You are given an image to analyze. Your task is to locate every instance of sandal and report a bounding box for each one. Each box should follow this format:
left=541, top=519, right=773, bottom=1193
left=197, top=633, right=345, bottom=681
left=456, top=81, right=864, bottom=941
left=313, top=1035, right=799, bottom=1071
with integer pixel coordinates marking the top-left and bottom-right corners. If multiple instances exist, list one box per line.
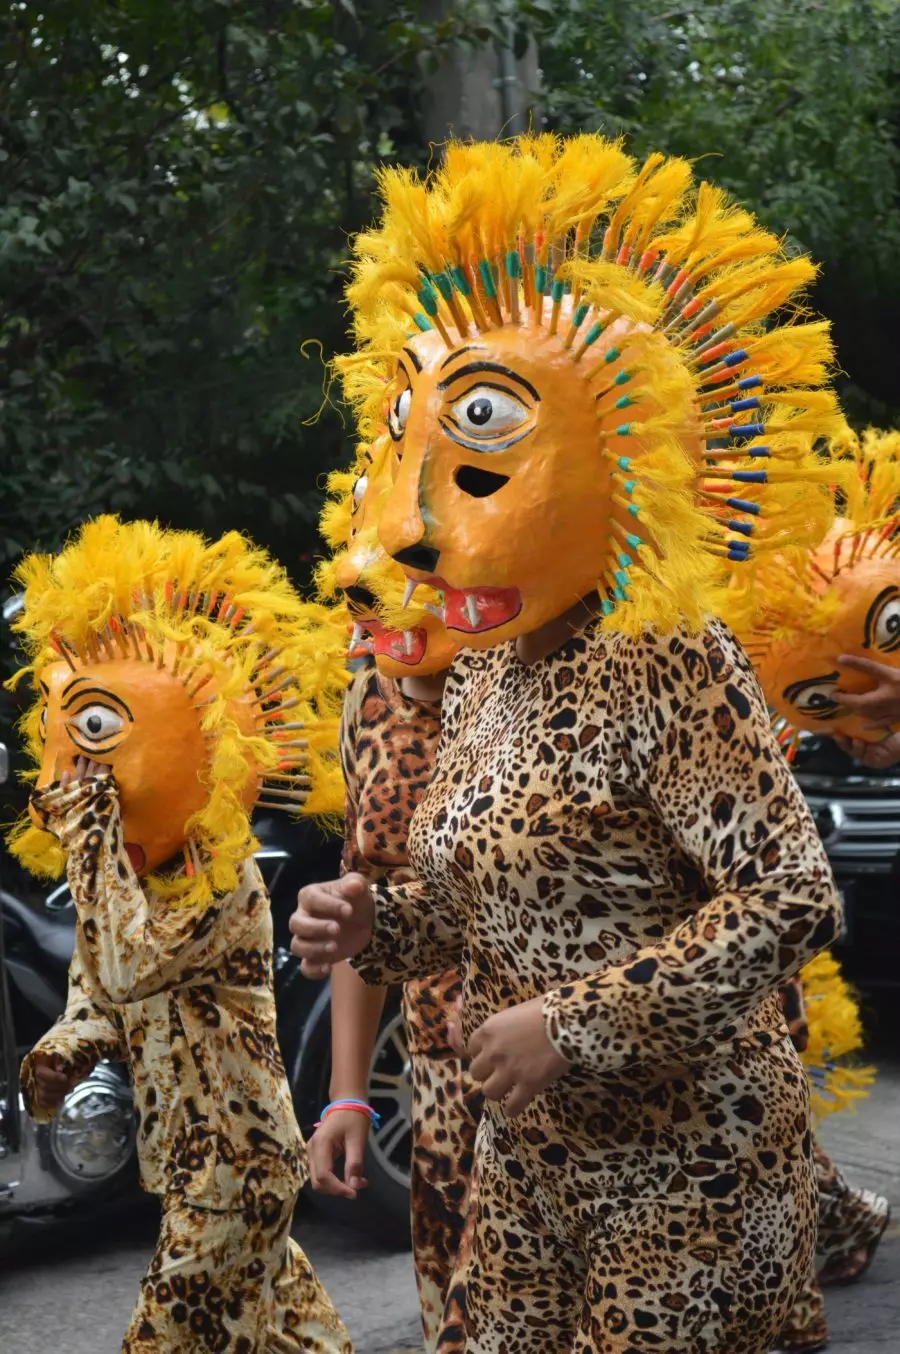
left=819, top=1198, right=890, bottom=1288
left=776, top=1313, right=829, bottom=1353
left=776, top=1269, right=828, bottom=1353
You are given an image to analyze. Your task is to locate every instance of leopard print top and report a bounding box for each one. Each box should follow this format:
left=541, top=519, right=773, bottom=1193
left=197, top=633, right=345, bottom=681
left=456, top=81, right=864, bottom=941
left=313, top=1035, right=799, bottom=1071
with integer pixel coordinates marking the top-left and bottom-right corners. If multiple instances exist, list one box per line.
left=21, top=777, right=306, bottom=1208
left=354, top=619, right=841, bottom=1122
left=340, top=664, right=459, bottom=1055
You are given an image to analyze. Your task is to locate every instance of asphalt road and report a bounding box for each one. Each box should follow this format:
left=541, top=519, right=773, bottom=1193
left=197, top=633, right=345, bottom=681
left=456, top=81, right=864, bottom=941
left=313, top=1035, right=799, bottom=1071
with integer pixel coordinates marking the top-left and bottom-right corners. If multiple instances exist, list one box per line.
left=1, top=1056, right=898, bottom=1354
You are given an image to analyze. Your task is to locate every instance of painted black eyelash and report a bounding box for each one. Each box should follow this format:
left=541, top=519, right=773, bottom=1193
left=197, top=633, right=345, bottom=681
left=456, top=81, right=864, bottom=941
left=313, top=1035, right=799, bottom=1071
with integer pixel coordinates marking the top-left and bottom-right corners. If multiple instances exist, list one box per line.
left=864, top=585, right=900, bottom=649
left=439, top=417, right=532, bottom=455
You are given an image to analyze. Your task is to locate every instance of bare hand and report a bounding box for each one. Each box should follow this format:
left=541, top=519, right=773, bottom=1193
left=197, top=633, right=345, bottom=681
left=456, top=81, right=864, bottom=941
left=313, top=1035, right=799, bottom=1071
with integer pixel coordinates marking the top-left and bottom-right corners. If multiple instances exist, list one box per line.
left=59, top=756, right=110, bottom=790
left=832, top=730, right=900, bottom=769
left=450, top=994, right=571, bottom=1117
left=289, top=874, right=375, bottom=978
left=30, top=1053, right=82, bottom=1112
left=307, top=1110, right=371, bottom=1199
left=836, top=655, right=900, bottom=728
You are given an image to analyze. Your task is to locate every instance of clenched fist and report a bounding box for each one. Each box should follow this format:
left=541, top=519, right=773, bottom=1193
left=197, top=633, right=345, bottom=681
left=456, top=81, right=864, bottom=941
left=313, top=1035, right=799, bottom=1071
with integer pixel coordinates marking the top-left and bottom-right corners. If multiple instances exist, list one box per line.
left=289, top=874, right=375, bottom=978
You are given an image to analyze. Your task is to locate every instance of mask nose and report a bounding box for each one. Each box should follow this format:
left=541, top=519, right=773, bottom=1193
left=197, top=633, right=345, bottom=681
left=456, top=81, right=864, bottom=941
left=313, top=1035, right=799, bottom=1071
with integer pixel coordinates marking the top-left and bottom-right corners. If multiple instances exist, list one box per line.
left=392, top=544, right=441, bottom=575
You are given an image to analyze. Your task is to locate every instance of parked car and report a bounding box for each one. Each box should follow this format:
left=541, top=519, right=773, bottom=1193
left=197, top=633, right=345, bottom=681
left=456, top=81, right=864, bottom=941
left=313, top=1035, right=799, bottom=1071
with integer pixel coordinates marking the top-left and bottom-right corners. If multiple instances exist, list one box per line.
left=791, top=733, right=900, bottom=992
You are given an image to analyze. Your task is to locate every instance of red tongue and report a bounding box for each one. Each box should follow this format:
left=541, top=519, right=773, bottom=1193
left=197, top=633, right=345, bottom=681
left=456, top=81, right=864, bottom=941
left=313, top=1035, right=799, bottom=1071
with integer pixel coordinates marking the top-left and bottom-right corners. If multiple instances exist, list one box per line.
left=443, top=587, right=522, bottom=633
left=125, top=843, right=146, bottom=873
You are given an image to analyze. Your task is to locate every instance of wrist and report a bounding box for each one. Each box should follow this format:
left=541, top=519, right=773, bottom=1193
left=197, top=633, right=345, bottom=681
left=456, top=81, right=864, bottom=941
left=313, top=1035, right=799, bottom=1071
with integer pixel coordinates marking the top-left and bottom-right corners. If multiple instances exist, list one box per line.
left=329, top=1084, right=370, bottom=1102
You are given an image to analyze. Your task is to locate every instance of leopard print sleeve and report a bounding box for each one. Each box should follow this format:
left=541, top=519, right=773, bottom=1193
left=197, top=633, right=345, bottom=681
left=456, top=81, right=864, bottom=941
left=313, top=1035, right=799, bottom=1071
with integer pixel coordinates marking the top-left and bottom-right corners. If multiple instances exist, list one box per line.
left=31, top=776, right=261, bottom=1004
left=21, top=926, right=128, bottom=1123
left=542, top=623, right=841, bottom=1073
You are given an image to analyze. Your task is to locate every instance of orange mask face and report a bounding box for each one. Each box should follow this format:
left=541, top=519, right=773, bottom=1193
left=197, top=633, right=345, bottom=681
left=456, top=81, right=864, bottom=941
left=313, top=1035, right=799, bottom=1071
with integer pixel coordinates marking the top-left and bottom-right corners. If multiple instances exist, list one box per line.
left=334, top=446, right=459, bottom=678
left=757, top=552, right=900, bottom=741
left=34, top=654, right=258, bottom=875
left=377, top=317, right=695, bottom=645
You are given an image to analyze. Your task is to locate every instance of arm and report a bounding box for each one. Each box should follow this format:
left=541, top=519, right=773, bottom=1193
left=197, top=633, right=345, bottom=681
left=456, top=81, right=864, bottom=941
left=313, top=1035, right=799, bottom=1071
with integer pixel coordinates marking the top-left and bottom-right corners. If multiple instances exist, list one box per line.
left=543, top=641, right=841, bottom=1073
left=32, top=776, right=253, bottom=1004
left=331, top=685, right=389, bottom=1090
left=20, top=927, right=128, bottom=1122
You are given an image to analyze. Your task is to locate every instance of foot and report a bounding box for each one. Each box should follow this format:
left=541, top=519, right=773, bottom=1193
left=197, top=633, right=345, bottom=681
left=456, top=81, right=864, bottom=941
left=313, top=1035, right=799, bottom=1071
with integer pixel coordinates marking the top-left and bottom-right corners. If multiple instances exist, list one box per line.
left=775, top=1314, right=828, bottom=1352
left=819, top=1200, right=891, bottom=1288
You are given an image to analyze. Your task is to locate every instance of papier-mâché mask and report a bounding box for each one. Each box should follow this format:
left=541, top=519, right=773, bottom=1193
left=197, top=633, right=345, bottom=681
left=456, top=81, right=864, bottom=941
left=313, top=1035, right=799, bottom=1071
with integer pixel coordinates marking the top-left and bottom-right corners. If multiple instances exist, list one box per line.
left=8, top=516, right=349, bottom=907
left=337, top=135, right=841, bottom=644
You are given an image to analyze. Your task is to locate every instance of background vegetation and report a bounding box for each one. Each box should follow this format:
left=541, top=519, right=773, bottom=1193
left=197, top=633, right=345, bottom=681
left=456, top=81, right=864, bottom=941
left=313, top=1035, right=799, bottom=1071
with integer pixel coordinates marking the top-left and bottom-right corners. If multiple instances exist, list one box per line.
left=2, top=0, right=898, bottom=584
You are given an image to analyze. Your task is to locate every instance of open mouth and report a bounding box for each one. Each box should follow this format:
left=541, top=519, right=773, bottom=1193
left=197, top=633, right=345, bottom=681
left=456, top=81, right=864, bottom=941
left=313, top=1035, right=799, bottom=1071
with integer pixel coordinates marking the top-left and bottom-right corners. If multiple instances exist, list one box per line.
left=367, top=621, right=428, bottom=666
left=125, top=842, right=146, bottom=873
left=438, top=584, right=523, bottom=635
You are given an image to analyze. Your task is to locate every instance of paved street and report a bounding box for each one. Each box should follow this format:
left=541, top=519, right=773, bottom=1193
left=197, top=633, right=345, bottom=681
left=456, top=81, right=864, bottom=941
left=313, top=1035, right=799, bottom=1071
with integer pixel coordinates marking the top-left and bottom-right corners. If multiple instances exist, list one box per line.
left=1, top=1053, right=898, bottom=1354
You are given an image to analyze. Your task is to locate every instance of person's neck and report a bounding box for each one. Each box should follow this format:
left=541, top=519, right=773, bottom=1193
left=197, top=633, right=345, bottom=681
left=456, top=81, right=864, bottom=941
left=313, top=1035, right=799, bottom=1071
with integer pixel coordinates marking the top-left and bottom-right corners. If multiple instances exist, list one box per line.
left=399, top=668, right=449, bottom=702
left=514, top=592, right=601, bottom=667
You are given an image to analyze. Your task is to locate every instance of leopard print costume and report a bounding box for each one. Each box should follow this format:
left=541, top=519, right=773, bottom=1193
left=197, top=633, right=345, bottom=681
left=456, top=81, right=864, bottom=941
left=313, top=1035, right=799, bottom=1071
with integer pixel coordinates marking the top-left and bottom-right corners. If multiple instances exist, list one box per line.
left=339, top=665, right=483, bottom=1350
left=21, top=776, right=349, bottom=1354
left=352, top=620, right=842, bottom=1353
left=777, top=981, right=890, bottom=1348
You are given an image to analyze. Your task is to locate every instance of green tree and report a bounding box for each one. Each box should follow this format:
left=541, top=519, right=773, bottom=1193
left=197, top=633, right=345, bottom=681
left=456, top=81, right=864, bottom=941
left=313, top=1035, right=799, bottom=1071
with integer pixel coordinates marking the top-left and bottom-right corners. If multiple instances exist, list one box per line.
left=0, top=0, right=489, bottom=578
left=522, top=0, right=900, bottom=425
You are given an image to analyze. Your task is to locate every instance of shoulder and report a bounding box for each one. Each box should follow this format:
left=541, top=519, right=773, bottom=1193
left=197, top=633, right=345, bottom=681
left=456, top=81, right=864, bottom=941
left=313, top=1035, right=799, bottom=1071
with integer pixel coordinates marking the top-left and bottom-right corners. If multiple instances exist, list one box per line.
left=440, top=643, right=504, bottom=738
left=340, top=663, right=381, bottom=740
left=611, top=620, right=764, bottom=730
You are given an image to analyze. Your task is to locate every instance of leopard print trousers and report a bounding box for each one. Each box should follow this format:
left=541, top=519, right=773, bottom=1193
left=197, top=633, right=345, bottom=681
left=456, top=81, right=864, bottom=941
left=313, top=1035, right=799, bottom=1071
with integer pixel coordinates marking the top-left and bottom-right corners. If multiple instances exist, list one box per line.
left=121, top=1192, right=351, bottom=1353
left=781, top=1141, right=891, bottom=1340
left=409, top=1050, right=483, bottom=1352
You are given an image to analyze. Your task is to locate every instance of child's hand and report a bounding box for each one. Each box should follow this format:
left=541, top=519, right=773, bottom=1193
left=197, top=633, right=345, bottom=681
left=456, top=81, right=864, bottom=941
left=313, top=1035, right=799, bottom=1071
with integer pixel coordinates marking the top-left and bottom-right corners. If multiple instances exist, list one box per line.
left=307, top=1109, right=371, bottom=1199
left=29, top=1052, right=83, bottom=1112
left=59, top=756, right=111, bottom=790
left=289, top=874, right=375, bottom=978
left=836, top=655, right=900, bottom=728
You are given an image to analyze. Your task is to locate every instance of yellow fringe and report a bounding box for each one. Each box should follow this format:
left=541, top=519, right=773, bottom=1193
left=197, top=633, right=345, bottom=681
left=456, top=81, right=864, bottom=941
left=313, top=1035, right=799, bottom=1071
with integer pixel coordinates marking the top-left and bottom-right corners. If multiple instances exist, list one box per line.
left=800, top=951, right=876, bottom=1126
left=335, top=133, right=842, bottom=634
left=6, top=517, right=351, bottom=908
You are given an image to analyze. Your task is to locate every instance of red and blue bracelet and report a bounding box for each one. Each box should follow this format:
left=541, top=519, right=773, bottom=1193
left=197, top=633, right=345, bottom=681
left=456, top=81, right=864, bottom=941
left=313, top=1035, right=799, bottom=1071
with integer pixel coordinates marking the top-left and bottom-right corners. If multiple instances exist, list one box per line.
left=314, top=1098, right=382, bottom=1130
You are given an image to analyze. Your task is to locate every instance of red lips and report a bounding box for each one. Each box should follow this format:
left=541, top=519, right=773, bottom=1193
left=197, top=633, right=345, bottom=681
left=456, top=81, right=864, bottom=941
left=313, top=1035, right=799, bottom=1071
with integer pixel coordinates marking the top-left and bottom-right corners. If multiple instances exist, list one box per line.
left=441, top=586, right=523, bottom=635
left=368, top=621, right=428, bottom=666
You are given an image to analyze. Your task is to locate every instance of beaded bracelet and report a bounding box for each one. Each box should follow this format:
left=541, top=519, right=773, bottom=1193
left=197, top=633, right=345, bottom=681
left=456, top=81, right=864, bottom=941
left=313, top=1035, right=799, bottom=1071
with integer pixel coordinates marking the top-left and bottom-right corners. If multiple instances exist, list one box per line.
left=313, top=1098, right=382, bottom=1130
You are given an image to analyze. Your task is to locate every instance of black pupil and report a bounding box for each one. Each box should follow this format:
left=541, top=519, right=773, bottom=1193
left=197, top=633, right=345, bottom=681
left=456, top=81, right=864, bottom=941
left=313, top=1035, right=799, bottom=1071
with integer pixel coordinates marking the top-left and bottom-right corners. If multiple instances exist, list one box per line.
left=885, top=609, right=900, bottom=633
left=467, top=397, right=493, bottom=426
left=808, top=694, right=831, bottom=708
left=87, top=714, right=103, bottom=733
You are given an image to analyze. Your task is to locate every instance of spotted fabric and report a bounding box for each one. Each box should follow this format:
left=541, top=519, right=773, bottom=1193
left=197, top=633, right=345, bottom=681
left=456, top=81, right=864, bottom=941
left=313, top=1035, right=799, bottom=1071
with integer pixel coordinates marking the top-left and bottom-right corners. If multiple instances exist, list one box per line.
left=21, top=775, right=349, bottom=1351
left=353, top=620, right=842, bottom=1353
left=339, top=665, right=482, bottom=1348
left=22, top=775, right=306, bottom=1207
left=779, top=1142, right=891, bottom=1345
left=121, top=1192, right=350, bottom=1353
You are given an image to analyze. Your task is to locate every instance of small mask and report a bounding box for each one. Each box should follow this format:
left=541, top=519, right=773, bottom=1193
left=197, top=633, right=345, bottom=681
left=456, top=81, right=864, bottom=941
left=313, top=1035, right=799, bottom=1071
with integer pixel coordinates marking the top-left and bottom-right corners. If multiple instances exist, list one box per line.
left=8, top=517, right=349, bottom=906
left=742, top=430, right=900, bottom=745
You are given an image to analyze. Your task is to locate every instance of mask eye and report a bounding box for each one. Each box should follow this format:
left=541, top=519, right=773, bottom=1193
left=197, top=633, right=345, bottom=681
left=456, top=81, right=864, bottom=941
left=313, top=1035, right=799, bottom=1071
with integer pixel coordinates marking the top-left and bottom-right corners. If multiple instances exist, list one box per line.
left=39, top=706, right=47, bottom=740
left=69, top=704, right=125, bottom=745
left=389, top=388, right=411, bottom=441
left=872, top=593, right=900, bottom=653
left=450, top=386, right=527, bottom=440
left=788, top=680, right=840, bottom=720
left=351, top=475, right=368, bottom=509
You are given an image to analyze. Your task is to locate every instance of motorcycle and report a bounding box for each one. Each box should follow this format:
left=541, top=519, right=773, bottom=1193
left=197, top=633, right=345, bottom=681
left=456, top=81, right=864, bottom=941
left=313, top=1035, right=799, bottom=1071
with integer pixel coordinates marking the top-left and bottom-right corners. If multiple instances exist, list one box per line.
left=0, top=752, right=413, bottom=1249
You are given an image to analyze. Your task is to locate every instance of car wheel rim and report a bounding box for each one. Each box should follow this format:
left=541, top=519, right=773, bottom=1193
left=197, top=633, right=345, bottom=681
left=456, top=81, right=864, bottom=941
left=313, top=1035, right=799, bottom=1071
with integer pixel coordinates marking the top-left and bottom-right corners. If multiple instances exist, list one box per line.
left=367, top=1008, right=412, bottom=1189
